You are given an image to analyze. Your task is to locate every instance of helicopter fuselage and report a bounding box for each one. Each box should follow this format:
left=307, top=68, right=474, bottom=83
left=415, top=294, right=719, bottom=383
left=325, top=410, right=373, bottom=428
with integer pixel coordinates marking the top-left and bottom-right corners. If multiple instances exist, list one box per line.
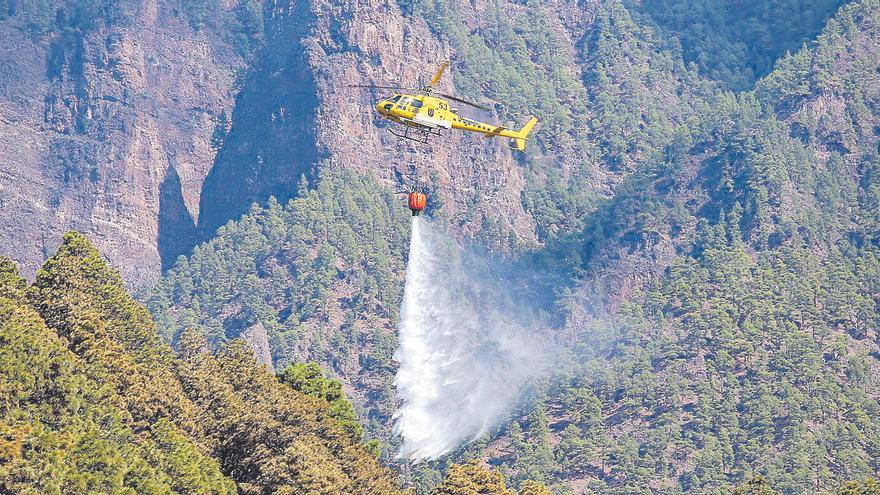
left=355, top=60, right=537, bottom=150
left=375, top=94, right=520, bottom=139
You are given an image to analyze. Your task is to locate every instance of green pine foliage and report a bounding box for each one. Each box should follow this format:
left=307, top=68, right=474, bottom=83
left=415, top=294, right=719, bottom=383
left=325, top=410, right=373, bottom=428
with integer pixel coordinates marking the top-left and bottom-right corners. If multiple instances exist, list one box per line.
left=837, top=479, right=880, bottom=495
left=279, top=362, right=365, bottom=441
left=175, top=334, right=405, bottom=495
left=0, top=251, right=235, bottom=494
left=430, top=462, right=515, bottom=495
left=627, top=0, right=847, bottom=91
left=0, top=234, right=410, bottom=494
left=149, top=169, right=410, bottom=442
left=517, top=480, right=553, bottom=495
left=140, top=1, right=880, bottom=494
left=583, top=0, right=720, bottom=172
left=734, top=476, right=783, bottom=495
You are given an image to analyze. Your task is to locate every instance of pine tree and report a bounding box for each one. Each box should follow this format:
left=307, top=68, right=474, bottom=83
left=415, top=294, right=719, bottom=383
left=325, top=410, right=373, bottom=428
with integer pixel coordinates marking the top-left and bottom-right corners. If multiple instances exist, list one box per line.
left=733, top=476, right=782, bottom=495
left=837, top=479, right=880, bottom=495
left=0, top=255, right=235, bottom=495
left=518, top=480, right=553, bottom=495
left=278, top=362, right=364, bottom=440
left=432, top=462, right=515, bottom=495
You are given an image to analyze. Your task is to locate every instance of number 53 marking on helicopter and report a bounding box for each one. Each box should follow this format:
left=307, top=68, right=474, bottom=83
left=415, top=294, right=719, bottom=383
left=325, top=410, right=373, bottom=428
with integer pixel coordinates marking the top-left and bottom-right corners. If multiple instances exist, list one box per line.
left=350, top=61, right=538, bottom=152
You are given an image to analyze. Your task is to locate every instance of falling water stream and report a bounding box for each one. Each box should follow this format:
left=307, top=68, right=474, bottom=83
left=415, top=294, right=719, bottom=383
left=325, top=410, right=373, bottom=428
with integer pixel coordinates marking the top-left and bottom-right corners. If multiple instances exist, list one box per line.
left=393, top=217, right=545, bottom=460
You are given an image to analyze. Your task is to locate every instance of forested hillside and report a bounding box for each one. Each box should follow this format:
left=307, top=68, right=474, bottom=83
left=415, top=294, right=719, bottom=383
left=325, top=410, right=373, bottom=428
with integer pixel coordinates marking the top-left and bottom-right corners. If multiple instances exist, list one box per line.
left=148, top=170, right=410, bottom=444
left=3, top=0, right=880, bottom=493
left=0, top=233, right=406, bottom=494
left=627, top=0, right=848, bottom=90
left=1, top=233, right=559, bottom=494
left=149, top=0, right=880, bottom=493
left=485, top=1, right=880, bottom=493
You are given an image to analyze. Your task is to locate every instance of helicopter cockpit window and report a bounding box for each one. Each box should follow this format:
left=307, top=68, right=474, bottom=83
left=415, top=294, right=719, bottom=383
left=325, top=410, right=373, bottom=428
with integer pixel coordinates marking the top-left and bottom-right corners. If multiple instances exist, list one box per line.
left=390, top=95, right=402, bottom=103
left=411, top=100, right=423, bottom=110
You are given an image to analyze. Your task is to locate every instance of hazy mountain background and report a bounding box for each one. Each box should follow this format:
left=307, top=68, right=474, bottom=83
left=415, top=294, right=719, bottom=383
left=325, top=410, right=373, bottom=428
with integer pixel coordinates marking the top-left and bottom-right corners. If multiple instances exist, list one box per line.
left=1, top=0, right=880, bottom=493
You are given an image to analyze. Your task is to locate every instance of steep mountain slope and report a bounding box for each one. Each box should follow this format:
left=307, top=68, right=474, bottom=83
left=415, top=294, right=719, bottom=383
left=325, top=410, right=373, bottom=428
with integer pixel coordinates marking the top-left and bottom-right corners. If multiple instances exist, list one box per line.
left=475, top=1, right=880, bottom=493
left=627, top=0, right=849, bottom=91
left=0, top=0, right=732, bottom=284
left=293, top=0, right=540, bottom=246
left=0, top=232, right=409, bottom=494
left=149, top=170, right=410, bottom=444
left=1, top=0, right=863, bottom=286
left=0, top=0, right=258, bottom=283
left=0, top=0, right=546, bottom=284
left=148, top=0, right=880, bottom=493
left=5, top=0, right=880, bottom=493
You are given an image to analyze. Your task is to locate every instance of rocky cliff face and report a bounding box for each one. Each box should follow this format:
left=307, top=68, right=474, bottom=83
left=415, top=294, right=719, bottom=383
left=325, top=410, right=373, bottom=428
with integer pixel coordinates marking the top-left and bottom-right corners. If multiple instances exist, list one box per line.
left=3, top=0, right=582, bottom=286
left=0, top=1, right=250, bottom=285
left=309, top=0, right=532, bottom=239
left=197, top=0, right=546, bottom=250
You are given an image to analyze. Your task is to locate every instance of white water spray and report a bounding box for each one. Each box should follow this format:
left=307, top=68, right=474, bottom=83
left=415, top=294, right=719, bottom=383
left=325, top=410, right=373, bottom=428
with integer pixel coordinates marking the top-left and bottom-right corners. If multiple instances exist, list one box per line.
left=393, top=217, right=545, bottom=460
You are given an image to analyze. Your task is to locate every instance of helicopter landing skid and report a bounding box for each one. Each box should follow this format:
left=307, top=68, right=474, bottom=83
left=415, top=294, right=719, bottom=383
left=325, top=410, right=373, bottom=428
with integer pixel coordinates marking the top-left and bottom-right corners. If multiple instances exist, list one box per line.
left=388, top=125, right=441, bottom=144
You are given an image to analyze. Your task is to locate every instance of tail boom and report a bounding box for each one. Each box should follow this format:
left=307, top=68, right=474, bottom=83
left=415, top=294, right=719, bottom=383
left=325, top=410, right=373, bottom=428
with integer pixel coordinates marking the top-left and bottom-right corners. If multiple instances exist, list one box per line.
left=500, top=116, right=538, bottom=152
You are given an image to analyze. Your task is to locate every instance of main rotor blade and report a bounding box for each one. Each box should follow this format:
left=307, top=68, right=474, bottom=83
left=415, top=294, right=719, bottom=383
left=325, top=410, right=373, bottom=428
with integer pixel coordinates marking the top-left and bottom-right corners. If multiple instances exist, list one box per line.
left=347, top=84, right=406, bottom=90
left=429, top=60, right=449, bottom=88
left=437, top=92, right=491, bottom=111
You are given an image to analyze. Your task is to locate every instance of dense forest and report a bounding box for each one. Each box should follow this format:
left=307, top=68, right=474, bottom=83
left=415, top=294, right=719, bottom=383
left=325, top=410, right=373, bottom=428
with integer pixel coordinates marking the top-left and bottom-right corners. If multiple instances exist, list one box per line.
left=0, top=233, right=404, bottom=494
left=148, top=171, right=410, bottom=444
left=0, top=235, right=877, bottom=492
left=431, top=1, right=880, bottom=492
left=148, top=0, right=880, bottom=493
left=627, top=0, right=848, bottom=90
left=2, top=0, right=880, bottom=493
left=0, top=233, right=558, bottom=494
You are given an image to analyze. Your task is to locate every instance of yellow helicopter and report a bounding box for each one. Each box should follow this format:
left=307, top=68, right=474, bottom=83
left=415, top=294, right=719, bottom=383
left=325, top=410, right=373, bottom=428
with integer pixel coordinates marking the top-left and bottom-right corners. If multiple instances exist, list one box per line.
left=351, top=61, right=538, bottom=151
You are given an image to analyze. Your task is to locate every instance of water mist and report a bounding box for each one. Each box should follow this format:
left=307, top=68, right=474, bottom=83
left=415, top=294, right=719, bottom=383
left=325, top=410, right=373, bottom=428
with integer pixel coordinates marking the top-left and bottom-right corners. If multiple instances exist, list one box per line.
left=393, top=216, right=545, bottom=460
